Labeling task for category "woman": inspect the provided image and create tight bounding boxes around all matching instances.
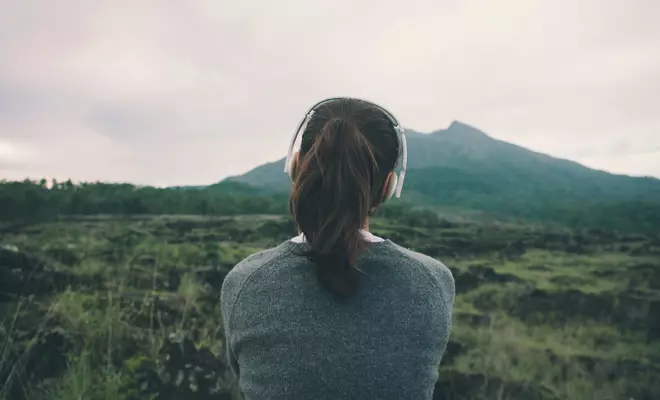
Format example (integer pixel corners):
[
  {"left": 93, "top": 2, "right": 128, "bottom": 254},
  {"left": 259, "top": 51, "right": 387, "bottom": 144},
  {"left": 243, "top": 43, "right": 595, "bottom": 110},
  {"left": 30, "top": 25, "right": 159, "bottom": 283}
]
[{"left": 221, "top": 97, "right": 455, "bottom": 399}]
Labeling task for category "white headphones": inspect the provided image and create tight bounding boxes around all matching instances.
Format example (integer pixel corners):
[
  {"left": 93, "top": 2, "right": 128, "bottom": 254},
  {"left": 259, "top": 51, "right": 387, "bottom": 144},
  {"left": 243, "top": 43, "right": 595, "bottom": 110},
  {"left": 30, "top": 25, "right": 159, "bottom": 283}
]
[{"left": 284, "top": 97, "right": 408, "bottom": 202}]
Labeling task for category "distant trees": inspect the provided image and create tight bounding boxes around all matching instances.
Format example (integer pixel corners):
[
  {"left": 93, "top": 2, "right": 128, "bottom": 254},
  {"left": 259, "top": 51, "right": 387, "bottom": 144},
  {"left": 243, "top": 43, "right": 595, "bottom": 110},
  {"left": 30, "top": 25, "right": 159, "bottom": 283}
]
[
  {"left": 0, "top": 179, "right": 288, "bottom": 221},
  {"left": 1, "top": 178, "right": 658, "bottom": 236}
]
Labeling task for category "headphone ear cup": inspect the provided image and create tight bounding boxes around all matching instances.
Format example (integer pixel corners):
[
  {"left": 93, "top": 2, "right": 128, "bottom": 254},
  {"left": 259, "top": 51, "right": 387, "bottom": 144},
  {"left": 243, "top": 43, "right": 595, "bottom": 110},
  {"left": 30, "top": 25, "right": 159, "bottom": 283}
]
[
  {"left": 383, "top": 173, "right": 398, "bottom": 202},
  {"left": 287, "top": 152, "right": 297, "bottom": 179}
]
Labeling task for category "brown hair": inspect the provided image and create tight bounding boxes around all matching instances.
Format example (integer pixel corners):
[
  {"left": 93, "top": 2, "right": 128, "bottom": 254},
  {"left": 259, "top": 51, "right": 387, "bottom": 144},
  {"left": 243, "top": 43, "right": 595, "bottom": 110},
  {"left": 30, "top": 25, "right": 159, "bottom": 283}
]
[{"left": 289, "top": 98, "right": 400, "bottom": 297}]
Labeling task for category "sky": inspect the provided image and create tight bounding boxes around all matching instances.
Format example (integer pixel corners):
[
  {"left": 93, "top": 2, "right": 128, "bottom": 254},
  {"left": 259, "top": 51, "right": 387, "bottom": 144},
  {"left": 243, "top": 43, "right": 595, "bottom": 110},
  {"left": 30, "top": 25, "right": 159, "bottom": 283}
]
[{"left": 1, "top": 0, "right": 659, "bottom": 187}]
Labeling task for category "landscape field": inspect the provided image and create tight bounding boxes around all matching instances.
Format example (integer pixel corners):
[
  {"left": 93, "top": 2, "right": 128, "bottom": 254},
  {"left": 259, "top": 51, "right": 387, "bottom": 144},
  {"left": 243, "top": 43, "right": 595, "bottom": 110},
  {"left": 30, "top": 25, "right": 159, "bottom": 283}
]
[
  {"left": 2, "top": 123, "right": 660, "bottom": 399},
  {"left": 2, "top": 210, "right": 659, "bottom": 400}
]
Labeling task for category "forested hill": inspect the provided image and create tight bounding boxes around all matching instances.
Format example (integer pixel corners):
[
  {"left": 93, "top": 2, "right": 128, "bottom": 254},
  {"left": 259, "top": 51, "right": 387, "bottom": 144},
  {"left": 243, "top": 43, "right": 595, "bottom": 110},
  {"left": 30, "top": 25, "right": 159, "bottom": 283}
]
[{"left": 223, "top": 121, "right": 660, "bottom": 233}]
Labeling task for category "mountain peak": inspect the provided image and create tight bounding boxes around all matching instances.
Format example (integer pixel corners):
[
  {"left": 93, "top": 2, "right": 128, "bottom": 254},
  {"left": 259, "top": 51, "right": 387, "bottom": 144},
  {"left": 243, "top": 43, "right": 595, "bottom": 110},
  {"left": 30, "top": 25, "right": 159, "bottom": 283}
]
[
  {"left": 425, "top": 121, "right": 492, "bottom": 144},
  {"left": 446, "top": 121, "right": 491, "bottom": 138}
]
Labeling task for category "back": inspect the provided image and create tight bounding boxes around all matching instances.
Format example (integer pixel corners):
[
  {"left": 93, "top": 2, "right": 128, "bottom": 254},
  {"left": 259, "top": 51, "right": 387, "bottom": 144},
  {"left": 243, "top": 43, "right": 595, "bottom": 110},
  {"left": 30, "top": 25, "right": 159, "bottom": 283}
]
[{"left": 220, "top": 239, "right": 455, "bottom": 400}]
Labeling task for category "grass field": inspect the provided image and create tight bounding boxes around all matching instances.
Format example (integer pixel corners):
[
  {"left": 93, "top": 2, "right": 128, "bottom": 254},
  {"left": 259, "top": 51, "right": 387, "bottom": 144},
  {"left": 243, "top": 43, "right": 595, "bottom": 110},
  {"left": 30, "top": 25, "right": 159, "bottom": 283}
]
[{"left": 1, "top": 214, "right": 659, "bottom": 399}]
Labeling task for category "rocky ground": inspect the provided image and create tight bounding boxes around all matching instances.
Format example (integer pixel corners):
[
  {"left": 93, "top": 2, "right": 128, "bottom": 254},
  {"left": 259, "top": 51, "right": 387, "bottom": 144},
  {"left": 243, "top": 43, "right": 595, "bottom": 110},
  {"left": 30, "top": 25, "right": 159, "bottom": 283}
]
[{"left": 1, "top": 215, "right": 659, "bottom": 400}]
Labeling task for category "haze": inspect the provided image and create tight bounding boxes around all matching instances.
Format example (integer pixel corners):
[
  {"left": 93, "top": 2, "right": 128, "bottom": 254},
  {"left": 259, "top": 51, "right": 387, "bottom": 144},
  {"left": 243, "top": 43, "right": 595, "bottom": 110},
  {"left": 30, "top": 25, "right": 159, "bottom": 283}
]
[{"left": 1, "top": 0, "right": 659, "bottom": 187}]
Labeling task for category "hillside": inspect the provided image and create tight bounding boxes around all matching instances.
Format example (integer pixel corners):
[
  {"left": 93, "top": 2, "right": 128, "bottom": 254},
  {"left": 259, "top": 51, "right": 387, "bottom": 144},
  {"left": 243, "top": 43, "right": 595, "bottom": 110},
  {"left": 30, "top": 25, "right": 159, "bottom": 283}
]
[{"left": 224, "top": 121, "right": 660, "bottom": 233}]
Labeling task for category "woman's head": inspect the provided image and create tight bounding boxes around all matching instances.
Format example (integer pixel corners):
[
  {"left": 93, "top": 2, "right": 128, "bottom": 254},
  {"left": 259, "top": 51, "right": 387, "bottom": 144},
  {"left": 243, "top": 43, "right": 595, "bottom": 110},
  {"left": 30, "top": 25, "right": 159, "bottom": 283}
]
[{"left": 288, "top": 98, "right": 402, "bottom": 297}]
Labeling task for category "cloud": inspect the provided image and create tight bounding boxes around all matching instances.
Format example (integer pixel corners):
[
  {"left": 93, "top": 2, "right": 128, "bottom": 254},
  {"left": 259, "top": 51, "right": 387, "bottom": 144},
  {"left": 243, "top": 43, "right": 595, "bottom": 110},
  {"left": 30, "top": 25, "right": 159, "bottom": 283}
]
[{"left": 0, "top": 0, "right": 659, "bottom": 185}]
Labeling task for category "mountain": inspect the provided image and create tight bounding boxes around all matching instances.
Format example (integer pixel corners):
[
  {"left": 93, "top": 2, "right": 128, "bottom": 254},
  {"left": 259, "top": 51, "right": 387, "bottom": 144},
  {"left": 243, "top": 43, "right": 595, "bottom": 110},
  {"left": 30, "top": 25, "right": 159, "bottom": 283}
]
[
  {"left": 223, "top": 121, "right": 660, "bottom": 233},
  {"left": 225, "top": 159, "right": 290, "bottom": 192}
]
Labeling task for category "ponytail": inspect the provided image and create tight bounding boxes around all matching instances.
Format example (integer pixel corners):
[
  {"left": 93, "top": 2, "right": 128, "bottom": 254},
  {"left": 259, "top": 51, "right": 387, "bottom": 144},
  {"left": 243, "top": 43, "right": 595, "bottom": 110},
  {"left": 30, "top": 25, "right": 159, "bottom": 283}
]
[{"left": 290, "top": 117, "right": 378, "bottom": 297}]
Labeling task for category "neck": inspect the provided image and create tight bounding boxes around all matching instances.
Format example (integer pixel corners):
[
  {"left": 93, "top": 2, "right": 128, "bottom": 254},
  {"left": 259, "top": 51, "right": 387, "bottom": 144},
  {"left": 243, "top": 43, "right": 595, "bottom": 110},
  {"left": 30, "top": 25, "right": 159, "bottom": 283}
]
[{"left": 296, "top": 218, "right": 370, "bottom": 234}]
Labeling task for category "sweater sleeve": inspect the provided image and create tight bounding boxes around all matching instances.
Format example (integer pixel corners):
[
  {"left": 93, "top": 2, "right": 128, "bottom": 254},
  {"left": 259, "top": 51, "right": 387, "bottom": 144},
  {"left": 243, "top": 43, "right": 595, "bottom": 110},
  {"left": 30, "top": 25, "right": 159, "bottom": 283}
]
[
  {"left": 220, "top": 264, "right": 245, "bottom": 379},
  {"left": 220, "top": 248, "right": 281, "bottom": 379},
  {"left": 424, "top": 258, "right": 456, "bottom": 358},
  {"left": 225, "top": 338, "right": 240, "bottom": 378},
  {"left": 431, "top": 259, "right": 456, "bottom": 312}
]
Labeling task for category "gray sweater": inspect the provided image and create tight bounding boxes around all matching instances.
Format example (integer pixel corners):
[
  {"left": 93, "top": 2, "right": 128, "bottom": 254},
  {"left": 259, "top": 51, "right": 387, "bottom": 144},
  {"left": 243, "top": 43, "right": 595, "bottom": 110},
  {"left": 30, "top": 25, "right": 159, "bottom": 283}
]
[{"left": 220, "top": 239, "right": 455, "bottom": 400}]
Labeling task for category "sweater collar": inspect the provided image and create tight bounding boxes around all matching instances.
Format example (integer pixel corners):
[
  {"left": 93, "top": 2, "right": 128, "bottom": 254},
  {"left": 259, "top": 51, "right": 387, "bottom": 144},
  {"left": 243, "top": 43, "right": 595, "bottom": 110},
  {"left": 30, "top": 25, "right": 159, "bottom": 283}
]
[{"left": 290, "top": 229, "right": 385, "bottom": 244}]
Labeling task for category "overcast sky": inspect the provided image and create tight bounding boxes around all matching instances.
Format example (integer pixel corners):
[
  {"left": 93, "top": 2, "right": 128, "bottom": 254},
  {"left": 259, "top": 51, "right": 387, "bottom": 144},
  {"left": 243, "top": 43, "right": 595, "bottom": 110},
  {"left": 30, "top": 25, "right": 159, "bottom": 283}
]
[{"left": 1, "top": 0, "right": 659, "bottom": 186}]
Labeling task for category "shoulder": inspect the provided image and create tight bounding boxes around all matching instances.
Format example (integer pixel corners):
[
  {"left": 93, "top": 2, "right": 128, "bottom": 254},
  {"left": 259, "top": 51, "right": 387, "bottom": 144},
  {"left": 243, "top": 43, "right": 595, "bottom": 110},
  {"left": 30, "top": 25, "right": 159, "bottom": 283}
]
[
  {"left": 385, "top": 241, "right": 456, "bottom": 303},
  {"left": 220, "top": 242, "right": 290, "bottom": 316}
]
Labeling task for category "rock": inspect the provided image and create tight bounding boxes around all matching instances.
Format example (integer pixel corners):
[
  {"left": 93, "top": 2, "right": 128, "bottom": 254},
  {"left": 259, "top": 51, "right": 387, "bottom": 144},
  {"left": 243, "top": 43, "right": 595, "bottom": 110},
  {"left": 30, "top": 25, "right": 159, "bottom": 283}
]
[
  {"left": 455, "top": 311, "right": 492, "bottom": 327},
  {"left": 0, "top": 248, "right": 103, "bottom": 301},
  {"left": 452, "top": 265, "right": 524, "bottom": 294},
  {"left": 451, "top": 269, "right": 482, "bottom": 294},
  {"left": 549, "top": 275, "right": 591, "bottom": 286},
  {"left": 130, "top": 333, "right": 234, "bottom": 400},
  {"left": 168, "top": 268, "right": 182, "bottom": 290},
  {"left": 0, "top": 329, "right": 73, "bottom": 400},
  {"left": 628, "top": 263, "right": 660, "bottom": 290},
  {"left": 440, "top": 340, "right": 465, "bottom": 366},
  {"left": 433, "top": 369, "right": 551, "bottom": 400},
  {"left": 467, "top": 265, "right": 523, "bottom": 284},
  {"left": 193, "top": 265, "right": 232, "bottom": 294},
  {"left": 499, "top": 288, "right": 659, "bottom": 338},
  {"left": 0, "top": 248, "right": 51, "bottom": 300},
  {"left": 44, "top": 245, "right": 80, "bottom": 266},
  {"left": 136, "top": 255, "right": 157, "bottom": 267}
]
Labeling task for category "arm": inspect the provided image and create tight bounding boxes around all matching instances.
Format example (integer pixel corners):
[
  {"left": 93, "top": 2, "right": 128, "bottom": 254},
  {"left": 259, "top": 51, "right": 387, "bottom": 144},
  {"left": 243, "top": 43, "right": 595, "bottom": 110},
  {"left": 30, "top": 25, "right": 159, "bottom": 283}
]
[
  {"left": 225, "top": 336, "right": 240, "bottom": 379},
  {"left": 220, "top": 269, "right": 241, "bottom": 380}
]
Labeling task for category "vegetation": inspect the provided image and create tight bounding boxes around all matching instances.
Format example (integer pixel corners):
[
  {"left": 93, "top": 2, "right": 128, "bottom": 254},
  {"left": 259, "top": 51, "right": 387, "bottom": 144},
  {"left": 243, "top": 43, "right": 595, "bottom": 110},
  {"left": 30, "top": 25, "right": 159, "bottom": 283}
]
[
  {"left": 404, "top": 165, "right": 660, "bottom": 234},
  {"left": 1, "top": 196, "right": 659, "bottom": 399}
]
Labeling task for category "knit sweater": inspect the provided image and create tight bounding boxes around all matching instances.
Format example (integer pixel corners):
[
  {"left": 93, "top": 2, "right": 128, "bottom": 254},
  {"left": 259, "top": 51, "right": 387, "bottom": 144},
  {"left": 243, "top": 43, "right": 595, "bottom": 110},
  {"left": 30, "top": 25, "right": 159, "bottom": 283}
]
[{"left": 220, "top": 237, "right": 455, "bottom": 400}]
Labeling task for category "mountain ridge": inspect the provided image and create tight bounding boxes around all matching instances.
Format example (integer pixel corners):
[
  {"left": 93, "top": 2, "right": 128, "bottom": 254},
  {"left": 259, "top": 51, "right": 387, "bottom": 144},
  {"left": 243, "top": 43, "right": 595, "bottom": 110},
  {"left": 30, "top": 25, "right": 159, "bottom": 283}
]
[
  {"left": 225, "top": 121, "right": 658, "bottom": 189},
  {"left": 216, "top": 121, "right": 660, "bottom": 233}
]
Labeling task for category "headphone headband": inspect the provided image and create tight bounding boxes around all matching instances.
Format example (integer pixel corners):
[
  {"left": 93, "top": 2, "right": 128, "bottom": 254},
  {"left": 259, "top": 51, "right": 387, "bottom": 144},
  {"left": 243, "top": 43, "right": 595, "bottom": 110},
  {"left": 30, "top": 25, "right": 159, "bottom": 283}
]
[{"left": 283, "top": 97, "right": 408, "bottom": 198}]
